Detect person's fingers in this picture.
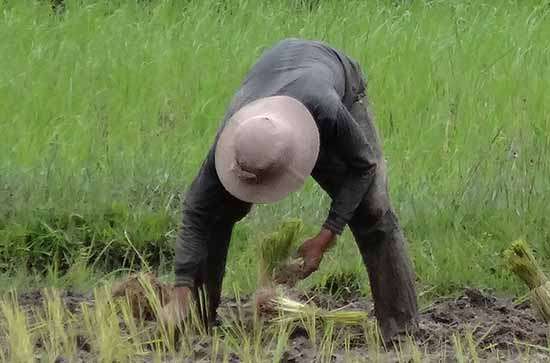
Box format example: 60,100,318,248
302,252,323,277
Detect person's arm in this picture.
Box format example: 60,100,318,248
322,97,378,235
161,154,223,325
174,151,223,288
174,201,210,288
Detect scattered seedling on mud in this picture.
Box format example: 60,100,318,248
1,284,550,362
271,295,368,328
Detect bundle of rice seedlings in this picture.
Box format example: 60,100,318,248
271,295,368,326
254,219,303,314
254,219,368,325
257,218,303,287
504,239,550,322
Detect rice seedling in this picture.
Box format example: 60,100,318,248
0,293,34,363
257,218,303,287
0,282,546,362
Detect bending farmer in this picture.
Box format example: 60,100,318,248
161,38,418,341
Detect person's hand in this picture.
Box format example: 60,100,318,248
296,229,336,279
159,286,192,326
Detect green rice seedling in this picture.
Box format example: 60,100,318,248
342,334,353,362
407,335,424,363
504,240,550,322
392,335,424,363
220,309,268,362
0,292,34,363
254,219,303,314
81,287,134,362
210,329,222,362
257,218,303,287
318,307,370,325
38,288,74,361
123,273,209,357
452,334,468,363
464,329,481,363
318,321,336,363
117,298,148,358
315,270,363,298
363,320,382,361
271,320,293,363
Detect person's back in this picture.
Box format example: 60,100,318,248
223,38,365,124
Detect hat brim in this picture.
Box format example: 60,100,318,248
215,96,320,204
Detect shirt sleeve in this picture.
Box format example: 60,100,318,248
174,150,223,288
321,94,378,235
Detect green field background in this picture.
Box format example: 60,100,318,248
1,0,549,297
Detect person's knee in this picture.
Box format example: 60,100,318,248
350,195,390,232
352,168,391,227
350,206,399,247
349,174,393,242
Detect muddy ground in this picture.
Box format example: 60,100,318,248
14,288,550,362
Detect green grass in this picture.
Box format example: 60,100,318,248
1,0,550,298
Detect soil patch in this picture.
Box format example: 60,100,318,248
11,287,550,362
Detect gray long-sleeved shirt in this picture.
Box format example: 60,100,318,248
175,38,378,287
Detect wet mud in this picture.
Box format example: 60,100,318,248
13,287,550,362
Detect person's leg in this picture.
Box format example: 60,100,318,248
312,97,418,341
349,206,418,341
347,97,418,342
313,170,418,341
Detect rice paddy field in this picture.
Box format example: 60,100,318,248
1,0,550,361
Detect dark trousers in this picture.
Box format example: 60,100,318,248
191,97,418,340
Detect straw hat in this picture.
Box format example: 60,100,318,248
215,96,320,203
